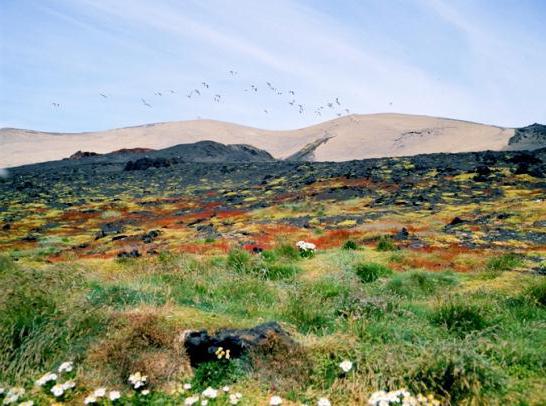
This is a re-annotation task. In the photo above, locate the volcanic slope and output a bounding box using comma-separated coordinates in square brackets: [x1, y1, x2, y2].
[2, 113, 544, 167]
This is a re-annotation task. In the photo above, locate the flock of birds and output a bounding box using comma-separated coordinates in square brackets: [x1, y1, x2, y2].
[51, 69, 352, 119]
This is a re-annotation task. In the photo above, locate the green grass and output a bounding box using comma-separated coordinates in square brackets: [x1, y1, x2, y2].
[354, 262, 393, 283]
[385, 270, 458, 298]
[1, 250, 545, 404]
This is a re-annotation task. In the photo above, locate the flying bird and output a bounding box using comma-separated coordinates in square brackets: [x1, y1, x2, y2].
[186, 91, 193, 98]
[264, 109, 269, 114]
[51, 102, 60, 107]
[250, 84, 258, 92]
[169, 89, 176, 94]
[202, 82, 209, 88]
[335, 97, 341, 106]
[154, 91, 162, 96]
[99, 93, 108, 99]
[298, 104, 304, 114]
[194, 89, 201, 96]
[327, 102, 334, 109]
[288, 100, 295, 106]
[214, 94, 221, 102]
[344, 108, 350, 114]
[289, 90, 295, 96]
[229, 70, 238, 76]
[141, 98, 151, 107]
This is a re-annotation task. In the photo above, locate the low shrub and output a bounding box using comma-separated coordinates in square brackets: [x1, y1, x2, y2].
[191, 359, 247, 391]
[342, 240, 358, 250]
[376, 235, 397, 252]
[386, 271, 458, 298]
[524, 279, 546, 307]
[354, 263, 392, 283]
[430, 300, 488, 335]
[407, 344, 505, 403]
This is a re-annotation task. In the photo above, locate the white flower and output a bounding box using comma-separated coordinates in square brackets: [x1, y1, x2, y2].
[222, 386, 230, 392]
[58, 361, 74, 373]
[0, 387, 4, 395]
[141, 389, 150, 396]
[318, 398, 331, 406]
[229, 392, 243, 405]
[1, 388, 25, 406]
[84, 395, 97, 404]
[183, 383, 192, 390]
[18, 402, 34, 406]
[184, 396, 200, 406]
[339, 360, 353, 373]
[270, 395, 283, 405]
[109, 390, 121, 401]
[62, 380, 76, 390]
[128, 372, 147, 389]
[201, 401, 208, 406]
[35, 372, 57, 387]
[202, 387, 218, 399]
[51, 384, 65, 397]
[296, 240, 316, 251]
[93, 388, 106, 398]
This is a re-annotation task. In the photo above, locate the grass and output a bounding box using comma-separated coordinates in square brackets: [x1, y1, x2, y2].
[0, 248, 545, 404]
[354, 262, 392, 283]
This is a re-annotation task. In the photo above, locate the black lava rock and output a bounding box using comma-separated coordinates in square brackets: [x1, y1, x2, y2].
[183, 321, 293, 368]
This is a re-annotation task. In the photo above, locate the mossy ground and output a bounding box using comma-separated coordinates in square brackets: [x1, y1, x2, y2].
[1, 151, 545, 404]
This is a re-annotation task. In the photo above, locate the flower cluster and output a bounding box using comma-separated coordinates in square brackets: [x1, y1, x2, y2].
[84, 387, 123, 404]
[182, 386, 242, 405]
[33, 360, 77, 401]
[128, 372, 148, 389]
[339, 360, 353, 373]
[1, 387, 25, 404]
[296, 240, 316, 257]
[214, 346, 231, 360]
[368, 389, 440, 405]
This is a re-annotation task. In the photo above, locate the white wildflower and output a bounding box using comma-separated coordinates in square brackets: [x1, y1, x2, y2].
[18, 402, 34, 406]
[229, 394, 241, 405]
[35, 372, 57, 387]
[141, 389, 150, 396]
[184, 396, 200, 405]
[58, 361, 74, 373]
[83, 395, 97, 404]
[183, 383, 192, 390]
[222, 386, 230, 392]
[0, 387, 4, 395]
[109, 390, 121, 401]
[318, 398, 331, 406]
[202, 387, 218, 399]
[93, 388, 106, 398]
[62, 380, 76, 390]
[2, 388, 25, 405]
[296, 240, 316, 251]
[339, 360, 353, 373]
[50, 384, 64, 397]
[270, 395, 283, 405]
[201, 401, 208, 406]
[128, 372, 147, 389]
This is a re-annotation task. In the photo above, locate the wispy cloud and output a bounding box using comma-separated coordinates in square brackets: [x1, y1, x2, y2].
[1, 0, 545, 131]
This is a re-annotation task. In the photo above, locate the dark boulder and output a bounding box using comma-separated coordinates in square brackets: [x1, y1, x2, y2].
[142, 229, 160, 243]
[448, 217, 465, 226]
[117, 249, 141, 258]
[394, 227, 410, 240]
[183, 321, 293, 368]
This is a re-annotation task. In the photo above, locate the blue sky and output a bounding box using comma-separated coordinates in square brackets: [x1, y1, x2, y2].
[1, 0, 545, 132]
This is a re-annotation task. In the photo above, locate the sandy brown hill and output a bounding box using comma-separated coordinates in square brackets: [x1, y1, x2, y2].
[0, 113, 523, 167]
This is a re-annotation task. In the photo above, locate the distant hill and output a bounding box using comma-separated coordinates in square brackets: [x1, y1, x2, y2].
[2, 113, 545, 167]
[10, 140, 274, 170]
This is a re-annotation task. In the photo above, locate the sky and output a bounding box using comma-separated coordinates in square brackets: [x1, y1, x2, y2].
[1, 0, 545, 132]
